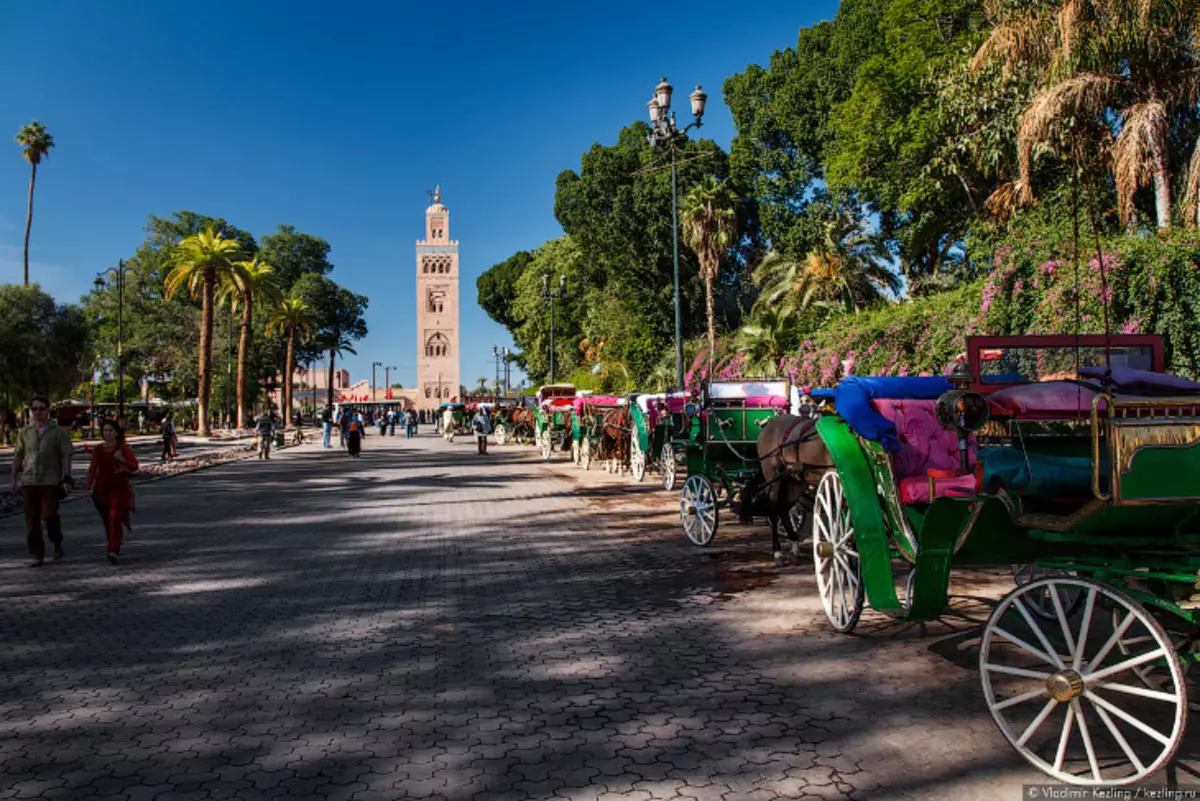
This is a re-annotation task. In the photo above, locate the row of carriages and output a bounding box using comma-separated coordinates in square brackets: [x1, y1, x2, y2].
[482, 333, 1200, 787]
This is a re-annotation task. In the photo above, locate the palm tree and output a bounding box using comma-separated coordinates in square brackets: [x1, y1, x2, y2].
[316, 330, 357, 409]
[680, 177, 738, 354]
[753, 214, 900, 315]
[14, 122, 54, 286]
[476, 377, 489, 396]
[739, 308, 792, 375]
[219, 257, 282, 428]
[972, 0, 1200, 228]
[164, 228, 243, 437]
[266, 297, 317, 428]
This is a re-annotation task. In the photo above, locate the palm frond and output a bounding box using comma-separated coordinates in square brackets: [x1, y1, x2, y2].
[971, 19, 1051, 73]
[1017, 73, 1121, 191]
[984, 180, 1033, 222]
[1113, 101, 1168, 224]
[1180, 131, 1200, 226]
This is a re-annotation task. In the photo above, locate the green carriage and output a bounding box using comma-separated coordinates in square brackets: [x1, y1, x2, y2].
[629, 393, 695, 490]
[678, 379, 791, 546]
[534, 384, 576, 460]
[811, 334, 1200, 785]
[569, 395, 624, 471]
[438, 402, 469, 442]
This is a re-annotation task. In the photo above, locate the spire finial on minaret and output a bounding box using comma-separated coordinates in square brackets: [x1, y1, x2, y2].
[434, 184, 441, 203]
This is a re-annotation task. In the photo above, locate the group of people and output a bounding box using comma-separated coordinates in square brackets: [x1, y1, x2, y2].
[9, 395, 138, 567]
[318, 406, 420, 458]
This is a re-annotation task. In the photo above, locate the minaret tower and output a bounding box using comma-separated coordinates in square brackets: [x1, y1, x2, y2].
[416, 186, 460, 409]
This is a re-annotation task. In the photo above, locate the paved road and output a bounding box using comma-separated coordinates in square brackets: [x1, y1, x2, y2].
[0, 431, 1191, 800]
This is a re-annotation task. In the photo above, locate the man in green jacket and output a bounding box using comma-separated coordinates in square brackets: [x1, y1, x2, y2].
[9, 395, 74, 567]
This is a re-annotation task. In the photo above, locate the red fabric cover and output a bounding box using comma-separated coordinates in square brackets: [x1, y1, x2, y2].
[987, 381, 1098, 419]
[899, 474, 977, 504]
[869, 399, 974, 484]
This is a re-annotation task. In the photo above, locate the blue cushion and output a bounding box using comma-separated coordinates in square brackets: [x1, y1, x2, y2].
[834, 376, 952, 451]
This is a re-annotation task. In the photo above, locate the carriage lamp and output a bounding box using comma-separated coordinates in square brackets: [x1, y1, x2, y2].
[936, 360, 990, 475]
[644, 77, 708, 391]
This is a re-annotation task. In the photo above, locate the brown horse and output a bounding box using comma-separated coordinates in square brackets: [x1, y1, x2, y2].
[741, 414, 834, 565]
[510, 408, 537, 444]
[600, 406, 632, 475]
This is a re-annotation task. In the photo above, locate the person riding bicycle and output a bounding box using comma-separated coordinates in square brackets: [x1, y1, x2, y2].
[255, 413, 275, 460]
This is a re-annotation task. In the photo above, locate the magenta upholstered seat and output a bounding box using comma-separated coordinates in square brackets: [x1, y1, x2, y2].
[742, 395, 789, 409]
[986, 381, 1098, 420]
[869, 399, 977, 503]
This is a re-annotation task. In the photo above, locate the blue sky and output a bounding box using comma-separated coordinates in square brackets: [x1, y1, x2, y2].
[0, 0, 835, 390]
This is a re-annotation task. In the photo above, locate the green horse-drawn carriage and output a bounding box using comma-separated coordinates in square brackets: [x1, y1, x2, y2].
[570, 395, 625, 471]
[629, 393, 694, 489]
[678, 379, 791, 546]
[438, 402, 469, 442]
[810, 334, 1200, 785]
[534, 384, 576, 460]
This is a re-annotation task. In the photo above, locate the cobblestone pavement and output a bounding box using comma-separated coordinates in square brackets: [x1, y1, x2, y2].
[0, 432, 1194, 800]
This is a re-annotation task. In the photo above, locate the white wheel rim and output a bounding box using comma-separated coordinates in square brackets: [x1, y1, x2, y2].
[581, 437, 590, 470]
[632, 451, 645, 482]
[540, 431, 551, 459]
[680, 476, 717, 546]
[981, 577, 1187, 785]
[661, 443, 676, 491]
[812, 472, 863, 632]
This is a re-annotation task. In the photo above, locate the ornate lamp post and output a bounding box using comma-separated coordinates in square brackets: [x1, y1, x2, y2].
[502, 346, 510, 397]
[384, 365, 397, 398]
[492, 345, 501, 398]
[371, 361, 382, 403]
[542, 274, 569, 384]
[646, 77, 707, 389]
[93, 259, 127, 423]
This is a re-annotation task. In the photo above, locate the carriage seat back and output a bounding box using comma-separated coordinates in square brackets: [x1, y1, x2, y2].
[870, 399, 977, 504]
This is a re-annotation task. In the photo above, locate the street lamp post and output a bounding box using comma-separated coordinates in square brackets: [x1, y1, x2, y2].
[384, 365, 397, 398]
[492, 345, 501, 398]
[371, 361, 382, 404]
[93, 259, 128, 423]
[542, 274, 569, 384]
[646, 77, 707, 389]
[502, 346, 510, 397]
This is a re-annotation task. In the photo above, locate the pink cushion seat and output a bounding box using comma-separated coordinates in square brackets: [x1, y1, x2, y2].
[987, 381, 1098, 419]
[869, 399, 976, 503]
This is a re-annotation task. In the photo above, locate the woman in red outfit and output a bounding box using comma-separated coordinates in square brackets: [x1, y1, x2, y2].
[83, 420, 139, 564]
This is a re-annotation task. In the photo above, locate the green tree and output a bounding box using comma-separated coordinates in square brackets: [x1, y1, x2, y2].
[292, 274, 368, 405]
[753, 212, 900, 315]
[681, 177, 739, 353]
[738, 308, 794, 375]
[0, 284, 86, 411]
[477, 251, 532, 330]
[973, 0, 1200, 229]
[219, 256, 282, 428]
[266, 296, 317, 427]
[257, 224, 335, 292]
[14, 121, 54, 286]
[164, 228, 244, 436]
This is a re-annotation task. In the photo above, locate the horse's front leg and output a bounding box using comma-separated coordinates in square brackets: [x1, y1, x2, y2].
[780, 502, 802, 566]
[770, 515, 785, 567]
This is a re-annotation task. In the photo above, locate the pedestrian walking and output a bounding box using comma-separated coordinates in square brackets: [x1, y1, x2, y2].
[255, 413, 275, 459]
[472, 408, 492, 455]
[405, 409, 417, 439]
[321, 406, 333, 448]
[378, 414, 387, 437]
[345, 415, 363, 458]
[387, 409, 396, 436]
[83, 419, 139, 564]
[9, 395, 74, 567]
[160, 413, 177, 461]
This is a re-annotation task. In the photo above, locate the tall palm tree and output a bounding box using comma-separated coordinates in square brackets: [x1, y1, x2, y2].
[316, 330, 357, 409]
[164, 228, 243, 437]
[266, 297, 317, 427]
[680, 177, 739, 354]
[14, 122, 54, 286]
[219, 257, 282, 428]
[753, 214, 900, 315]
[738, 308, 791, 375]
[972, 0, 1200, 228]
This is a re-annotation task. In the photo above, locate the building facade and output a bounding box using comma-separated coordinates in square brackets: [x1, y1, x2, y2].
[416, 187, 460, 410]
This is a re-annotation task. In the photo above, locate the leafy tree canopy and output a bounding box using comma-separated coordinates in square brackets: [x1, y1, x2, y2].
[477, 250, 532, 330]
[258, 224, 335, 293]
[0, 284, 87, 409]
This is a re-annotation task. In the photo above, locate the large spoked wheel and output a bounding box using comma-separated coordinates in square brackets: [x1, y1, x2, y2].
[1012, 564, 1084, 621]
[1114, 611, 1199, 712]
[571, 439, 580, 465]
[981, 577, 1187, 785]
[580, 436, 592, 470]
[661, 442, 678, 492]
[630, 438, 646, 482]
[495, 427, 508, 445]
[812, 471, 864, 633]
[539, 429, 552, 460]
[680, 475, 718, 546]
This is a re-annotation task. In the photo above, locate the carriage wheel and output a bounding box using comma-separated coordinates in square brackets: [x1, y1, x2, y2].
[812, 472, 864, 633]
[981, 577, 1187, 785]
[630, 438, 646, 482]
[680, 475, 718, 546]
[495, 427, 507, 445]
[661, 442, 678, 492]
[581, 436, 591, 471]
[1012, 564, 1084, 621]
[571, 439, 580, 465]
[1114, 611, 1199, 712]
[539, 430, 552, 460]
